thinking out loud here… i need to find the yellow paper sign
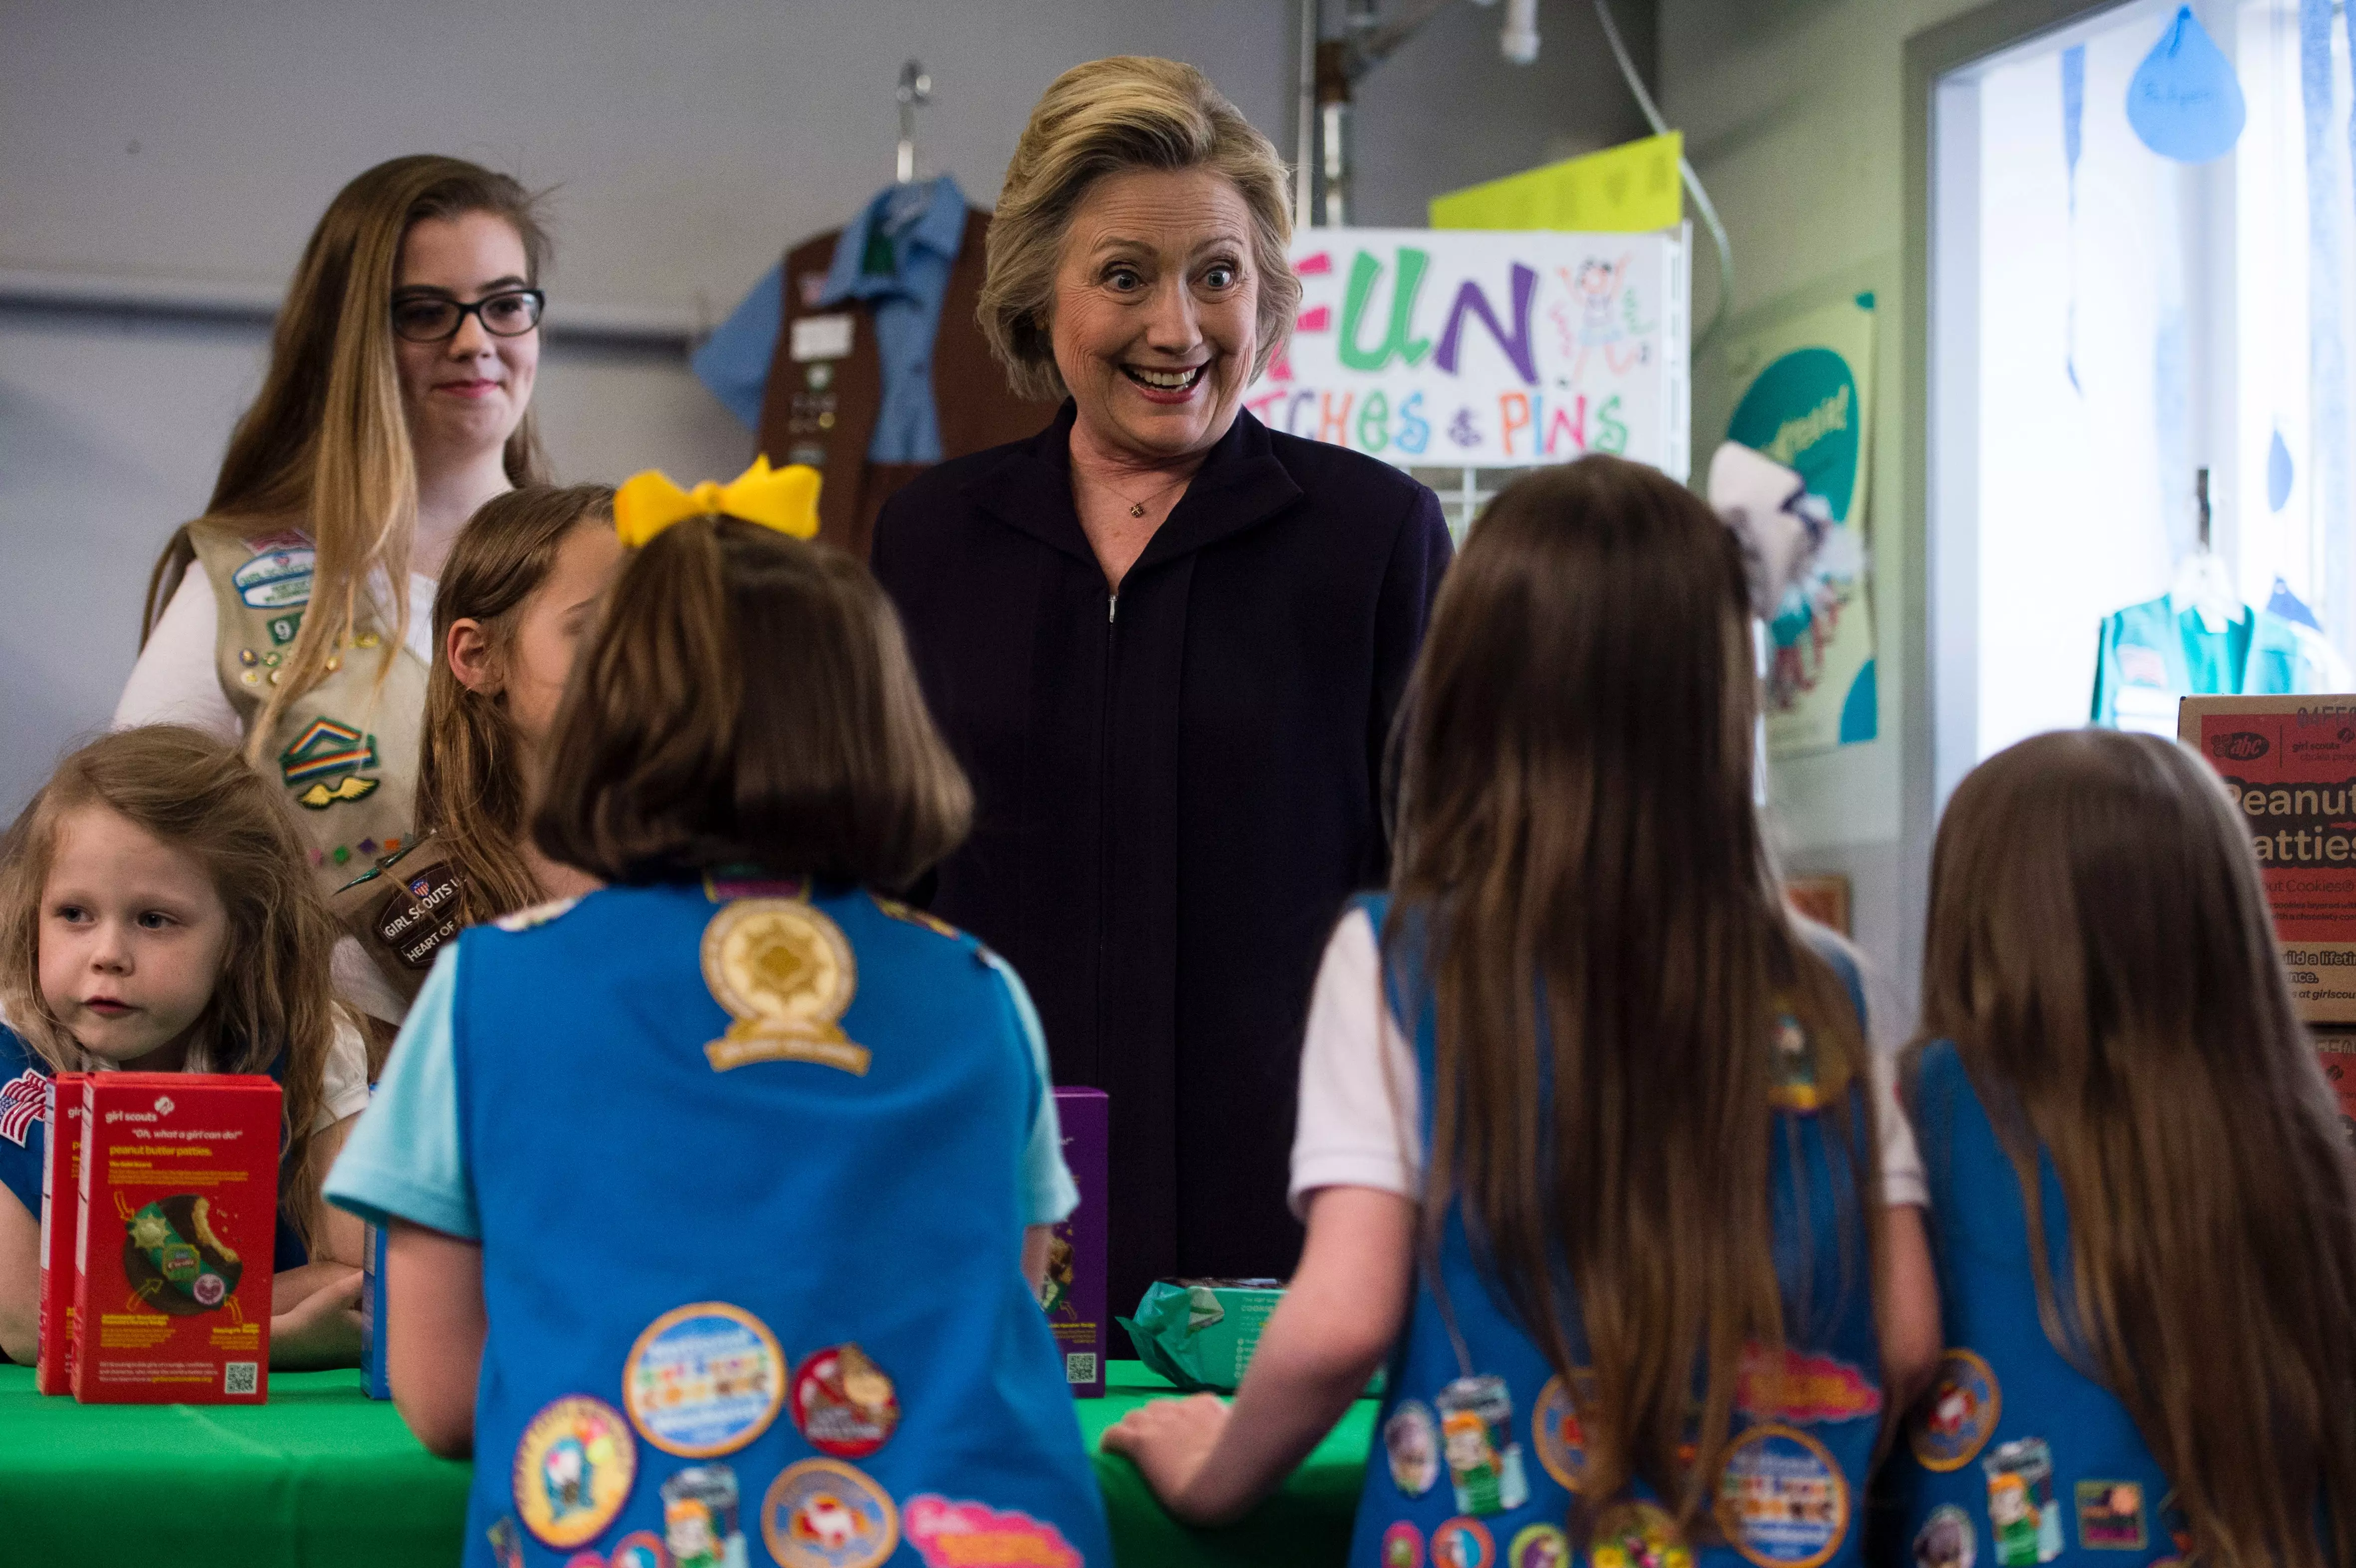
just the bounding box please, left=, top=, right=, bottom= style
left=1430, top=131, right=1683, bottom=233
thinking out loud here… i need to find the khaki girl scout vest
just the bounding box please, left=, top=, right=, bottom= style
left=185, top=521, right=426, bottom=902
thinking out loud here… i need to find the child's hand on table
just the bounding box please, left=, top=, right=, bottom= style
left=1102, top=1393, right=1241, bottom=1527
left=270, top=1265, right=363, bottom=1370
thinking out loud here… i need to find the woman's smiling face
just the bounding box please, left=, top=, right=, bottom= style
left=1049, top=166, right=1261, bottom=464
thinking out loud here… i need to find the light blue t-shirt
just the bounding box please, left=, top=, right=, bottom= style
left=324, top=934, right=1078, bottom=1239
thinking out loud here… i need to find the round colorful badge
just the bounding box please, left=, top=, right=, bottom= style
left=1382, top=1520, right=1427, bottom=1568
left=1384, top=1399, right=1441, bottom=1497
left=1715, top=1423, right=1850, bottom=1568
left=1590, top=1500, right=1694, bottom=1568
left=513, top=1395, right=638, bottom=1549
left=761, top=1458, right=899, bottom=1568
left=1431, top=1517, right=1498, bottom=1568
left=1908, top=1350, right=2001, bottom=1472
left=1531, top=1372, right=1594, bottom=1492
left=622, top=1302, right=785, bottom=1458
left=1508, top=1523, right=1571, bottom=1568
left=790, top=1344, right=901, bottom=1460
left=1913, top=1503, right=1976, bottom=1568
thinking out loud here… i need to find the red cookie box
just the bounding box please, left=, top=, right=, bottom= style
left=72, top=1073, right=281, bottom=1405
left=35, top=1072, right=87, bottom=1394
left=2181, top=695, right=2356, bottom=1021
left=2316, top=1029, right=2356, bottom=1150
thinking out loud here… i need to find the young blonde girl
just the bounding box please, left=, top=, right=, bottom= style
left=332, top=485, right=619, bottom=1023
left=1893, top=730, right=2356, bottom=1568
left=0, top=727, right=374, bottom=1369
left=1108, top=455, right=1940, bottom=1566
left=325, top=465, right=1108, bottom=1567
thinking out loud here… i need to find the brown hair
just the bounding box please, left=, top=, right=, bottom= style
left=1920, top=729, right=2356, bottom=1568
left=141, top=155, right=555, bottom=764
left=533, top=517, right=971, bottom=889
left=982, top=55, right=1301, bottom=401
left=0, top=727, right=341, bottom=1249
left=1389, top=456, right=1878, bottom=1537
left=416, top=483, right=615, bottom=923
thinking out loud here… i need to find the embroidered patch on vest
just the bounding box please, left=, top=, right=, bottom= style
left=761, top=1458, right=899, bottom=1568
left=658, top=1467, right=747, bottom=1565
left=790, top=1344, right=900, bottom=1460
left=903, top=1497, right=1081, bottom=1568
left=1908, top=1349, right=2001, bottom=1472
left=1437, top=1374, right=1528, bottom=1515
left=1530, top=1372, right=1594, bottom=1492
left=511, top=1395, right=636, bottom=1549
left=700, top=899, right=866, bottom=1075
left=1983, top=1438, right=2062, bottom=1566
left=1430, top=1517, right=1498, bottom=1568
left=2075, top=1481, right=2146, bottom=1552
left=1914, top=1505, right=1976, bottom=1568
left=1593, top=1502, right=1694, bottom=1568
left=371, top=860, right=464, bottom=971
left=1716, top=1423, right=1850, bottom=1568
left=622, top=1302, right=784, bottom=1458
left=231, top=544, right=314, bottom=610
left=1380, top=1521, right=1425, bottom=1568
left=603, top=1529, right=670, bottom=1568
left=1736, top=1347, right=1883, bottom=1423
left=1384, top=1398, right=1440, bottom=1497
left=280, top=716, right=381, bottom=810
left=1506, top=1523, right=1570, bottom=1568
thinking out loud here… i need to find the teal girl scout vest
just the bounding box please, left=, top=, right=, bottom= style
left=1889, top=1044, right=2182, bottom=1568
left=454, top=879, right=1108, bottom=1568
left=1349, top=896, right=1885, bottom=1568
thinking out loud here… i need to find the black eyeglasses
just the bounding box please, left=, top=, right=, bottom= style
left=390, top=288, right=545, bottom=343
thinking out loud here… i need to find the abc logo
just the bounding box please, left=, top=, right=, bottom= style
left=2211, top=731, right=2270, bottom=761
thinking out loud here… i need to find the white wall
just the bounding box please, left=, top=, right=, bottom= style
left=1659, top=0, right=1990, bottom=1005
left=0, top=0, right=1653, bottom=818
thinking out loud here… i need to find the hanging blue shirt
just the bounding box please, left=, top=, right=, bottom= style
left=2090, top=595, right=2340, bottom=736
left=691, top=176, right=969, bottom=462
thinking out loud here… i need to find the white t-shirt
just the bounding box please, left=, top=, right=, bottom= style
left=113, top=567, right=439, bottom=737
left=1287, top=909, right=1930, bottom=1216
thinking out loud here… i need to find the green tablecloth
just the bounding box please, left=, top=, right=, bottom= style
left=0, top=1362, right=1371, bottom=1566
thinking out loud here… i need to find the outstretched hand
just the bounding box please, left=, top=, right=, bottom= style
left=1101, top=1393, right=1244, bottom=1527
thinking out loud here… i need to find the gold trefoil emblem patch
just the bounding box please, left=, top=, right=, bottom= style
left=699, top=898, right=868, bottom=1074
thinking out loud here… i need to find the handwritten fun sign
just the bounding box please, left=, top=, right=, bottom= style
left=1248, top=229, right=1689, bottom=476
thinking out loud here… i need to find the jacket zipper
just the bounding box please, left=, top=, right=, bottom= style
left=1095, top=588, right=1118, bottom=1075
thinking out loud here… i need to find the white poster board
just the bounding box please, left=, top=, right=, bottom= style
left=1246, top=228, right=1689, bottom=478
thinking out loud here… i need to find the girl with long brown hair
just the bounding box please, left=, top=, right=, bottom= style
left=0, top=727, right=375, bottom=1370
left=1107, top=454, right=1940, bottom=1567
left=115, top=155, right=552, bottom=929
left=330, top=485, right=617, bottom=1018
left=1895, top=729, right=2356, bottom=1568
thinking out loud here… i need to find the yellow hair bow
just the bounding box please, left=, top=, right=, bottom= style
left=613, top=456, right=822, bottom=547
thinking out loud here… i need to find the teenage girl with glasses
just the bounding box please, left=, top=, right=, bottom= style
left=115, top=156, right=554, bottom=1027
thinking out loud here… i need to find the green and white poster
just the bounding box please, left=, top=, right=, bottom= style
left=1725, top=295, right=1878, bottom=757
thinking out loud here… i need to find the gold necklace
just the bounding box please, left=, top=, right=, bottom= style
left=1100, top=470, right=1187, bottom=519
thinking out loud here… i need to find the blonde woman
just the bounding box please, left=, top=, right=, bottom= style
left=870, top=57, right=1454, bottom=1316
left=117, top=157, right=551, bottom=933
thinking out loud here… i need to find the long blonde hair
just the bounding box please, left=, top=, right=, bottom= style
left=0, top=727, right=341, bottom=1249
left=1388, top=457, right=1878, bottom=1539
left=140, top=155, right=553, bottom=765
left=416, top=483, right=613, bottom=923
left=1921, top=730, right=2356, bottom=1568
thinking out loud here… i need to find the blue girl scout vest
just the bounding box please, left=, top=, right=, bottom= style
left=1890, top=1044, right=2182, bottom=1568
left=1348, top=896, right=1885, bottom=1568
left=455, top=880, right=1109, bottom=1568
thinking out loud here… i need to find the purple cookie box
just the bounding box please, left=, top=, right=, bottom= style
left=1047, top=1088, right=1109, bottom=1396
